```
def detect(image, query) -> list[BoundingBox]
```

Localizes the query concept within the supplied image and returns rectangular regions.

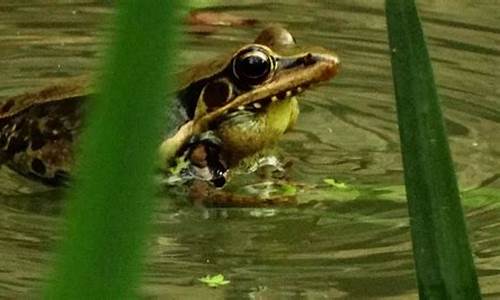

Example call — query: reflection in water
[0,0,499,299]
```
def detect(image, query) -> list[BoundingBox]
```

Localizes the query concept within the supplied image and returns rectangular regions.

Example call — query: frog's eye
[232,47,275,86]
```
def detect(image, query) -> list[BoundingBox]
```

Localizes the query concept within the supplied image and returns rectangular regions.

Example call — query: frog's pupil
[240,55,268,78]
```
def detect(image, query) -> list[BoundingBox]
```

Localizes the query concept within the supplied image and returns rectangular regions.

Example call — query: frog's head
[166,26,339,183]
[177,25,340,124]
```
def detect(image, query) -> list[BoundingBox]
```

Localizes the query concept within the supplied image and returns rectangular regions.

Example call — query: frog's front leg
[158,120,194,168]
[180,131,228,187]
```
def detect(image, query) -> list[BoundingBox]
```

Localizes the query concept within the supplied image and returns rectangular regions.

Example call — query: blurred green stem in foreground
[44,1,180,299]
[386,0,481,299]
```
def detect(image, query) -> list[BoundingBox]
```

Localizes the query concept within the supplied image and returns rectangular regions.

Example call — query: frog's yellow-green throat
[0,26,339,185]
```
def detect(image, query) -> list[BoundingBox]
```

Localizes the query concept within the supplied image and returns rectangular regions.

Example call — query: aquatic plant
[198,274,231,288]
[385,0,481,298]
[44,1,180,299]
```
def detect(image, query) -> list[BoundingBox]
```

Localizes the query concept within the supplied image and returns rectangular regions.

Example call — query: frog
[159,26,340,186]
[0,26,339,188]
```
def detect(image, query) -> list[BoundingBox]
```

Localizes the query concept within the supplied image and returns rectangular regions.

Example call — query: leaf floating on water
[198,274,231,288]
[323,178,348,189]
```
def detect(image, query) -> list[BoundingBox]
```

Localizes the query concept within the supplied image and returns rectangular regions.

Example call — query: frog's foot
[183,131,228,187]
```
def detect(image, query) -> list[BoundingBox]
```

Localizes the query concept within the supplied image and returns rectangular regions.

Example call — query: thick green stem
[385,0,481,299]
[44,1,180,299]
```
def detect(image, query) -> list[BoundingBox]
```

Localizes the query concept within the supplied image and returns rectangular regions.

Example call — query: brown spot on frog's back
[44,118,64,136]
[6,133,29,154]
[31,158,46,175]
[30,125,46,151]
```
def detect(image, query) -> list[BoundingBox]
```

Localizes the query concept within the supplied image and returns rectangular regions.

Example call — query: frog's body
[0,26,339,186]
[0,82,88,183]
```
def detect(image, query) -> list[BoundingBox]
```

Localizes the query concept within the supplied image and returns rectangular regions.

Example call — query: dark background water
[0,0,499,299]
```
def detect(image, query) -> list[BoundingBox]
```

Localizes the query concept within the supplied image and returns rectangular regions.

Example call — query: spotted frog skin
[0,84,86,183]
[0,26,339,185]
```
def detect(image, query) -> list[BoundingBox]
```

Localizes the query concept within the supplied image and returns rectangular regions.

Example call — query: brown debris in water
[188,180,296,207]
[186,11,258,34]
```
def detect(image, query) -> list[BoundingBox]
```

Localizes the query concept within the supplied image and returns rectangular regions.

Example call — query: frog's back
[0,78,90,183]
[0,77,89,118]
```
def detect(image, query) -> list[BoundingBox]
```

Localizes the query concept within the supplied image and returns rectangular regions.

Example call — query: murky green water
[1,0,499,299]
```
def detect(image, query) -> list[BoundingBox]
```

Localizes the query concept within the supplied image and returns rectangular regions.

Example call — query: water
[1,0,499,298]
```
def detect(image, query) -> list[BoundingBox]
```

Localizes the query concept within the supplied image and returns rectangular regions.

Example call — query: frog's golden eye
[232,46,275,86]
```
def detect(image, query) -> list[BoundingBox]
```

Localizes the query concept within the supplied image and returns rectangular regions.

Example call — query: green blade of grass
[385,1,481,299]
[44,1,180,299]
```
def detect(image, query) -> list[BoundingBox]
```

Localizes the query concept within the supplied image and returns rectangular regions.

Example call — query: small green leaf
[279,183,297,196]
[198,274,230,288]
[323,178,348,189]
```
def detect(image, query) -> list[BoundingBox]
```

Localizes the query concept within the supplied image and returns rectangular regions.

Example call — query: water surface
[0,0,499,298]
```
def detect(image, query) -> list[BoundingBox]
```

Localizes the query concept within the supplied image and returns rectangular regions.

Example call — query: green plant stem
[44,1,180,299]
[385,0,481,299]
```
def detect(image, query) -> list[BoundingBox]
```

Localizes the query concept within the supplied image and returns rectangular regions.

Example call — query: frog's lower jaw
[215,97,299,166]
